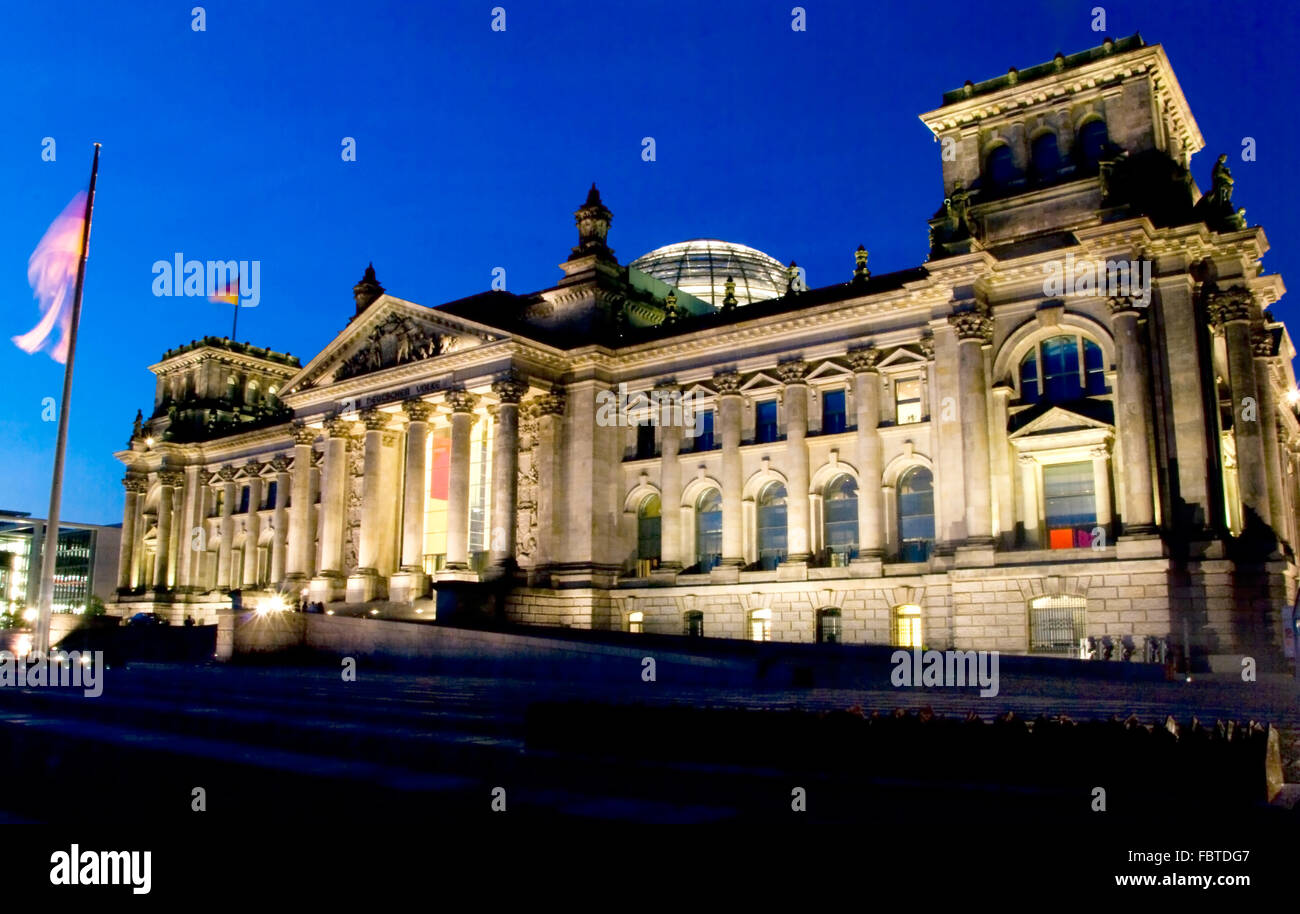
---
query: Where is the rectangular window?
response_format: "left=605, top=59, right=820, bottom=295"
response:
left=755, top=400, right=778, bottom=443
left=1043, top=461, right=1097, bottom=548
left=264, top=481, right=277, bottom=509
left=693, top=410, right=715, bottom=452
left=895, top=378, right=923, bottom=424
left=822, top=389, right=847, bottom=434
left=238, top=486, right=250, bottom=514
left=636, top=423, right=656, bottom=459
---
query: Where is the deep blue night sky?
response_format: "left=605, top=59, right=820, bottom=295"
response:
left=1, top=0, right=1296, bottom=524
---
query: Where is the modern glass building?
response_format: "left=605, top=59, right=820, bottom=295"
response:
left=0, top=511, right=121, bottom=615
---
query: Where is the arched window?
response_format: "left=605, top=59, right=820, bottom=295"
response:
left=893, top=604, right=923, bottom=648
left=749, top=608, right=772, bottom=642
left=695, top=489, right=722, bottom=572
left=897, top=467, right=934, bottom=562
left=626, top=610, right=644, bottom=634
left=1077, top=119, right=1109, bottom=169
left=1031, top=132, right=1061, bottom=181
left=756, top=482, right=788, bottom=569
left=683, top=610, right=704, bottom=637
left=1019, top=335, right=1107, bottom=404
left=636, top=494, right=661, bottom=573
left=985, top=143, right=1017, bottom=186
left=823, top=474, right=858, bottom=565
left=817, top=608, right=842, bottom=644
left=1028, top=594, right=1086, bottom=653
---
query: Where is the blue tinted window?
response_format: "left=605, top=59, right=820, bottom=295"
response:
left=897, top=467, right=934, bottom=561
left=757, top=483, right=787, bottom=569
left=986, top=145, right=1016, bottom=186
left=822, top=389, right=847, bottom=434
left=1041, top=335, right=1081, bottom=402
left=755, top=400, right=778, bottom=443
left=1020, top=350, right=1039, bottom=403
left=694, top=410, right=714, bottom=451
left=695, top=489, right=722, bottom=570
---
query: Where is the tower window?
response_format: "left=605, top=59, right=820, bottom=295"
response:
left=985, top=144, right=1017, bottom=186
left=1031, top=132, right=1061, bottom=181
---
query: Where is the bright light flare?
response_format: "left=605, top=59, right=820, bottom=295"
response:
left=256, top=594, right=288, bottom=616
left=14, top=635, right=32, bottom=659
left=21, top=608, right=37, bottom=622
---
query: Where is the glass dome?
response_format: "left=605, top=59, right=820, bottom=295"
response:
left=629, top=239, right=789, bottom=308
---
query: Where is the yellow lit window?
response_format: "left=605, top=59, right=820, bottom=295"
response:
left=750, top=608, right=772, bottom=642
left=895, top=379, right=923, bottom=425
left=893, top=603, right=923, bottom=648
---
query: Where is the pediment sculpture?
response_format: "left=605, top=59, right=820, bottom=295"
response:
left=335, top=314, right=458, bottom=381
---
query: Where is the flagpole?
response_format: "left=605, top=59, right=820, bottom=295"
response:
left=231, top=283, right=239, bottom=340
left=34, top=143, right=100, bottom=660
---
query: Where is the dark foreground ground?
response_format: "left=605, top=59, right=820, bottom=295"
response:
left=0, top=649, right=1296, bottom=892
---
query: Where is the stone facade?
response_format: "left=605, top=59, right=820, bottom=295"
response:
left=115, top=36, right=1296, bottom=669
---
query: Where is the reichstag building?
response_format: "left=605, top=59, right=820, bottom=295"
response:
left=115, top=35, right=1296, bottom=668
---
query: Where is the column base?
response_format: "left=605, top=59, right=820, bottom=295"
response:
left=436, top=567, right=482, bottom=584
left=954, top=541, right=996, bottom=568
left=346, top=569, right=387, bottom=603
left=649, top=566, right=681, bottom=584
left=309, top=572, right=346, bottom=605
left=776, top=560, right=809, bottom=582
left=389, top=570, right=430, bottom=603
left=708, top=564, right=741, bottom=584
left=1116, top=533, right=1165, bottom=559
left=848, top=556, right=884, bottom=577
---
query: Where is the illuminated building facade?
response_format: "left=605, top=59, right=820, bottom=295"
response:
left=115, top=36, right=1295, bottom=668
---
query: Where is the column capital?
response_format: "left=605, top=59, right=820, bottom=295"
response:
left=1207, top=287, right=1257, bottom=326
left=491, top=373, right=529, bottom=404
left=244, top=458, right=265, bottom=477
left=325, top=415, right=353, bottom=438
left=1251, top=323, right=1274, bottom=357
left=402, top=398, right=435, bottom=423
left=446, top=388, right=479, bottom=413
left=291, top=420, right=318, bottom=446
left=918, top=331, right=936, bottom=360
left=534, top=391, right=566, bottom=417
left=712, top=370, right=743, bottom=395
left=775, top=359, right=810, bottom=385
left=948, top=303, right=993, bottom=342
left=1106, top=294, right=1145, bottom=317
left=846, top=345, right=881, bottom=373
left=359, top=407, right=390, bottom=431
left=217, top=464, right=238, bottom=482
left=270, top=454, right=292, bottom=473
left=158, top=468, right=186, bottom=488
left=123, top=473, right=148, bottom=494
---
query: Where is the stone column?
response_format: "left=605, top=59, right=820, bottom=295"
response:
left=847, top=347, right=884, bottom=559
left=490, top=374, right=529, bottom=568
left=216, top=465, right=237, bottom=589
left=152, top=469, right=183, bottom=589
left=444, top=389, right=478, bottom=572
left=286, top=422, right=317, bottom=582
left=317, top=417, right=350, bottom=578
left=389, top=399, right=433, bottom=602
left=778, top=361, right=812, bottom=563
left=399, top=400, right=433, bottom=571
left=270, top=455, right=291, bottom=584
left=242, top=462, right=263, bottom=588
left=356, top=409, right=389, bottom=575
left=1091, top=442, right=1113, bottom=544
left=1252, top=328, right=1286, bottom=534
left=656, top=384, right=684, bottom=570
left=714, top=371, right=745, bottom=567
left=1017, top=454, right=1040, bottom=548
left=117, top=474, right=146, bottom=590
left=531, top=392, right=565, bottom=573
left=1107, top=296, right=1156, bottom=533
left=948, top=305, right=994, bottom=545
left=1211, top=290, right=1268, bottom=530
